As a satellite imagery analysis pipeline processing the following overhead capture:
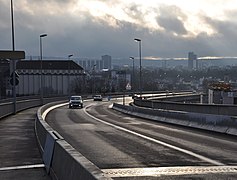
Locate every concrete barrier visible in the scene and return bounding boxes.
[35,101,112,180]
[51,140,109,180]
[112,103,237,136]
[0,98,42,119]
[0,102,14,119]
[134,98,237,116]
[0,96,67,120]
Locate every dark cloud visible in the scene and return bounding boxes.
[198,15,237,56]
[156,5,188,35]
[1,0,237,60]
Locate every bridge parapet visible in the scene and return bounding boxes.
[114,95,237,136]
[134,96,237,116]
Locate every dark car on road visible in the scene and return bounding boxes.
[69,95,83,108]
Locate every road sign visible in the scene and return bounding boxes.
[0,50,25,59]
[10,71,19,86]
[126,83,131,90]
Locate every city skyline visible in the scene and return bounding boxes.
[1,1,237,60]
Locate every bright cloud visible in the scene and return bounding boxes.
[13,0,237,36]
[73,0,237,36]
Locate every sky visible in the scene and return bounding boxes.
[1,0,237,60]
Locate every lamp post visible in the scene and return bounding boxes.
[68,54,73,59]
[10,0,17,114]
[122,65,129,105]
[129,57,134,94]
[40,33,47,104]
[92,64,96,95]
[11,0,15,52]
[134,38,142,98]
[68,54,73,97]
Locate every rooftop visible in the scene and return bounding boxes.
[16,60,83,70]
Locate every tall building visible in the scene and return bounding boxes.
[78,55,112,71]
[102,55,112,70]
[188,52,197,69]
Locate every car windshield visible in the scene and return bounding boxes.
[71,96,81,100]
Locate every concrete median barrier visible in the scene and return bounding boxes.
[51,140,109,180]
[112,103,237,137]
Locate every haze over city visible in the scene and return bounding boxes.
[1,0,237,60]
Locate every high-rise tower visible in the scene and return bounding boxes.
[188,52,197,69]
[102,55,112,70]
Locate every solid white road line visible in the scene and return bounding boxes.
[0,164,45,171]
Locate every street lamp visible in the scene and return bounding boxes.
[129,57,135,93]
[40,33,47,104]
[40,34,47,60]
[92,64,96,95]
[68,54,73,96]
[122,65,129,105]
[10,0,17,114]
[134,38,142,98]
[68,54,73,60]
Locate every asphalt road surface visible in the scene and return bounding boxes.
[45,97,237,179]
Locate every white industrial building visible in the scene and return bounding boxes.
[16,60,85,96]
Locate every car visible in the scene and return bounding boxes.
[132,94,137,99]
[93,95,103,101]
[69,95,83,108]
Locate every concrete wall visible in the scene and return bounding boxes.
[134,98,237,116]
[150,93,201,102]
[0,102,14,119]
[0,98,41,119]
[0,96,67,119]
[113,103,237,136]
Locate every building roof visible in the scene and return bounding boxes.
[16,60,83,70]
